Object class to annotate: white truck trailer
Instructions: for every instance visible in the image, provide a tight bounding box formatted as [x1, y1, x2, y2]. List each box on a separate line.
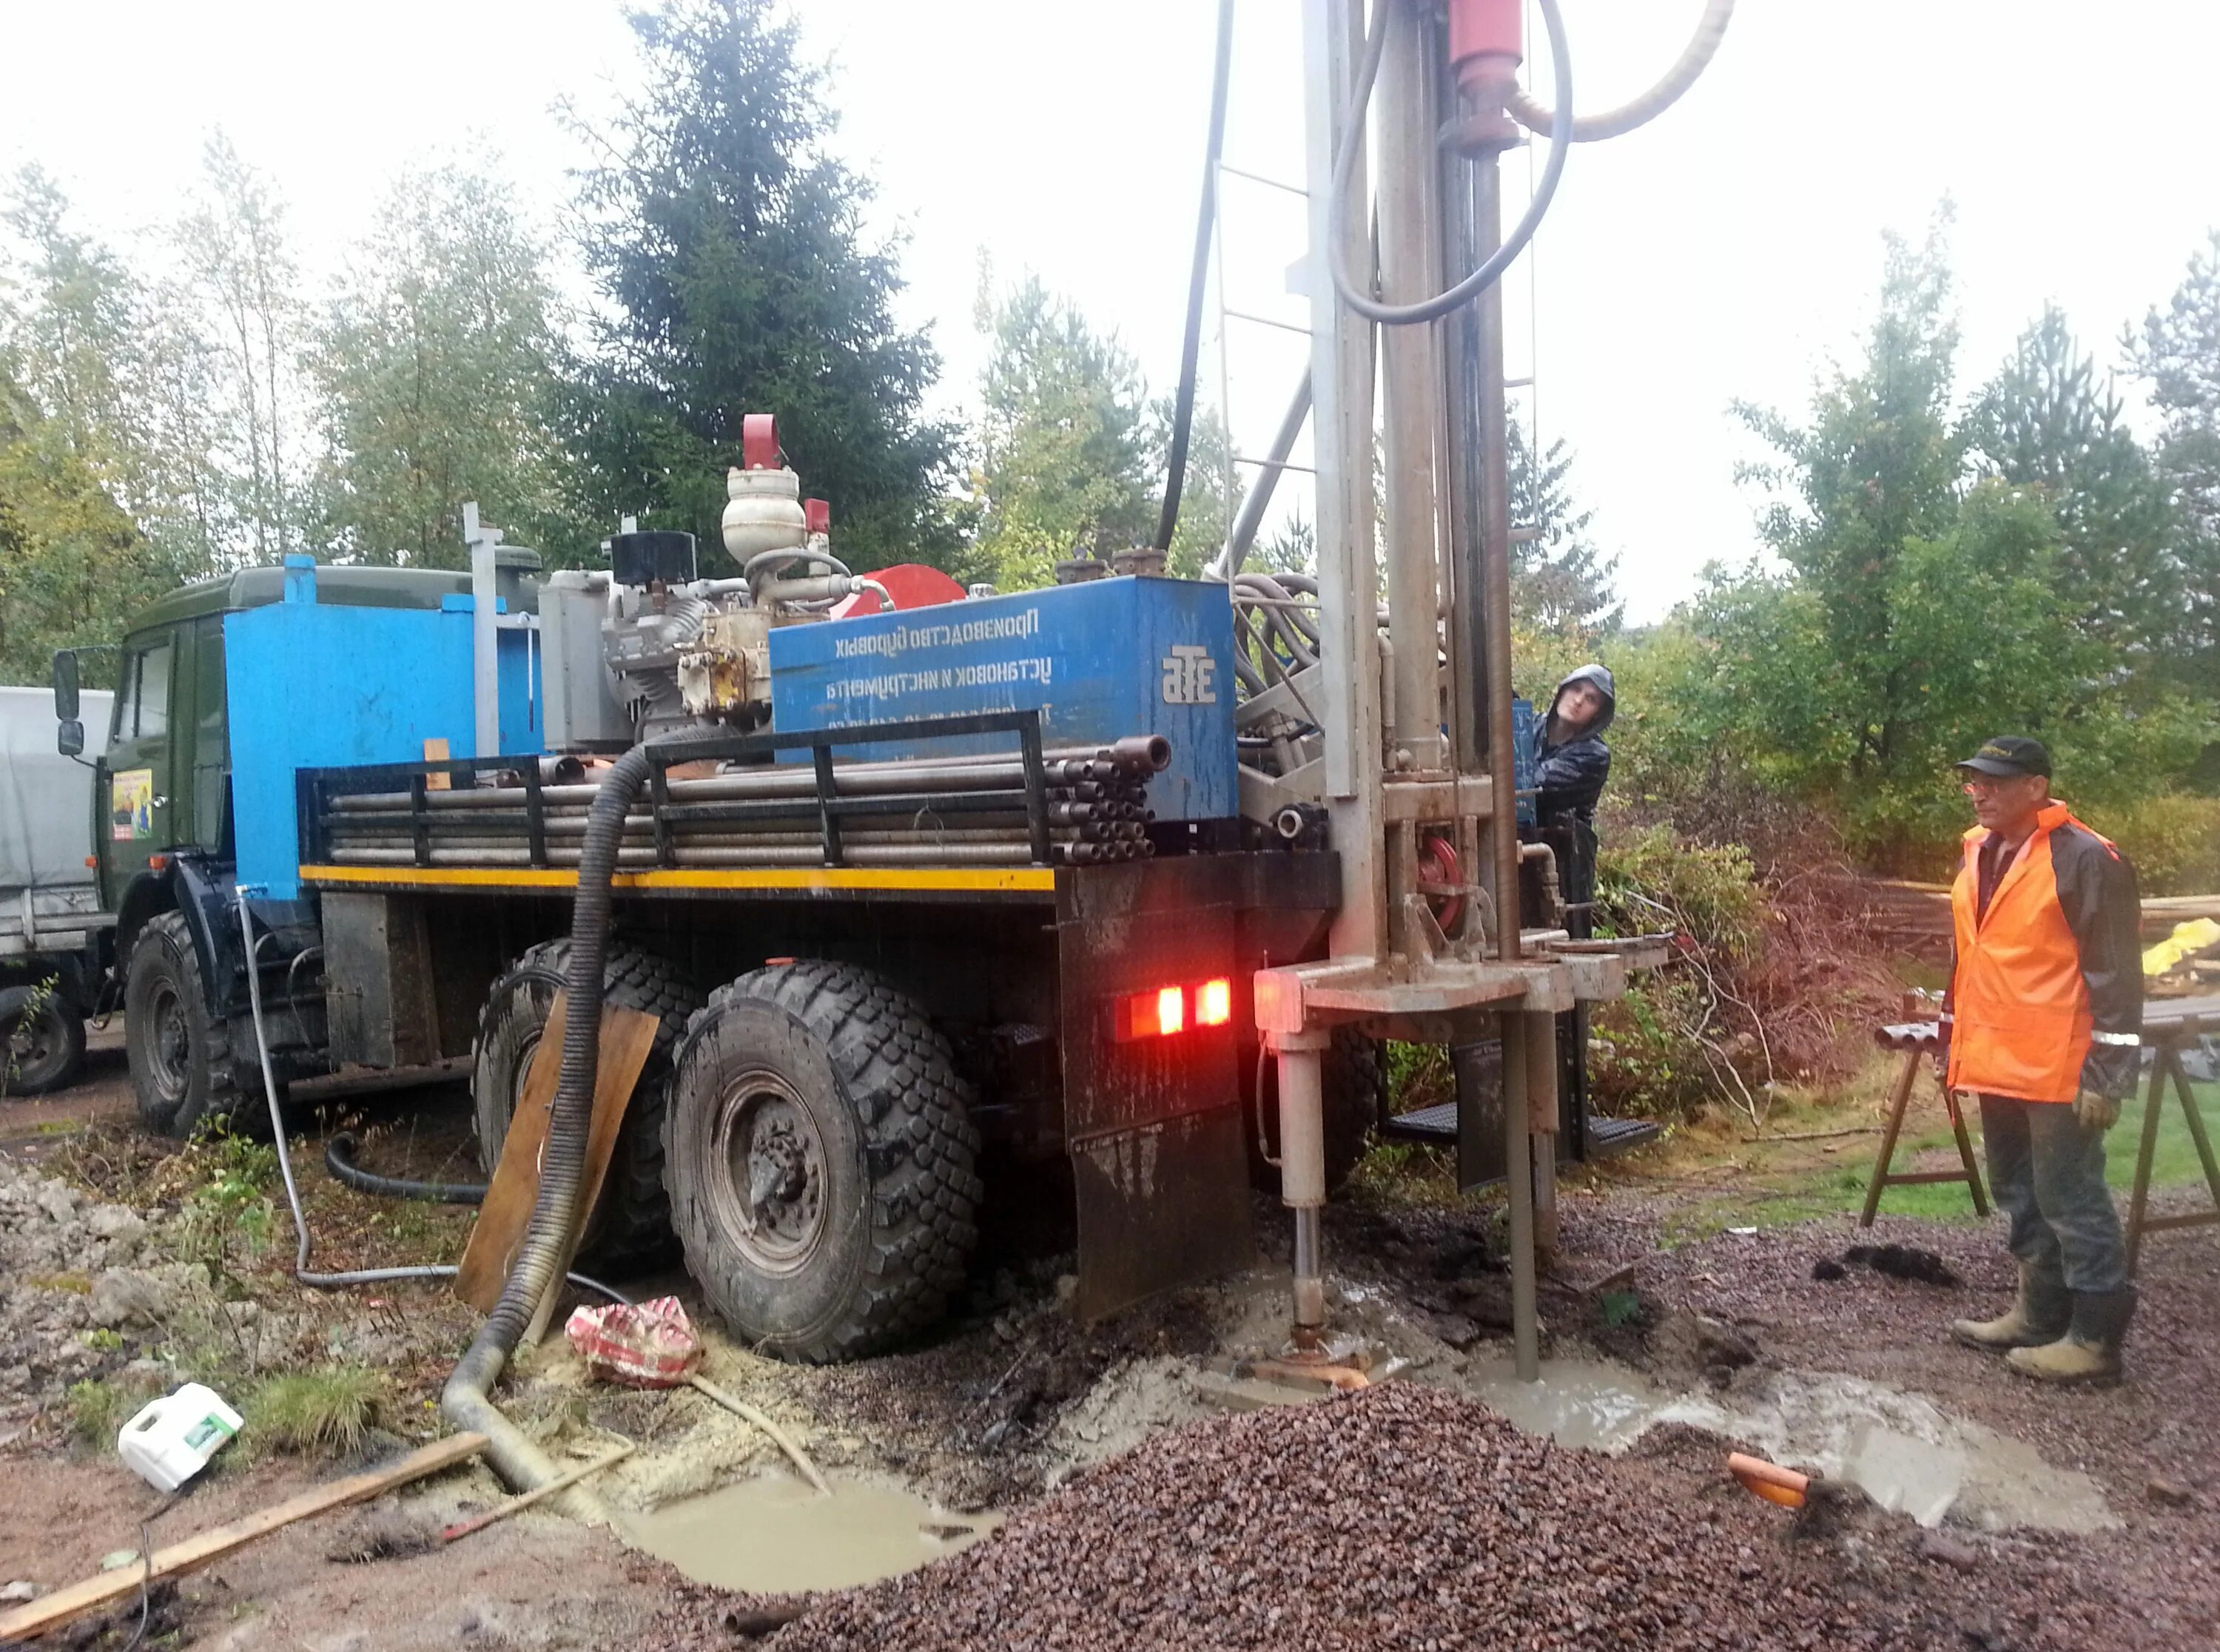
[1, 683, 113, 1093]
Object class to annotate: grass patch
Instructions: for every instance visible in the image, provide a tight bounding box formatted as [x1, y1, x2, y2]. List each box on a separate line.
[246, 1366, 384, 1457]
[1655, 1076, 2219, 1240]
[66, 1371, 163, 1446]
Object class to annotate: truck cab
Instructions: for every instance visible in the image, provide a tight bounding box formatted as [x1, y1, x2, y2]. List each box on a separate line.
[53, 557, 542, 1132]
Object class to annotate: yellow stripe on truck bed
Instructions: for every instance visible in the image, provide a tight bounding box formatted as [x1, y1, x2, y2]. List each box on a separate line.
[297, 863, 1059, 895]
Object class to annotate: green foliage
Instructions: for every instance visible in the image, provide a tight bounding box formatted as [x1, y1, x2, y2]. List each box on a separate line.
[2078, 792, 2220, 897]
[1507, 414, 1621, 641]
[170, 134, 312, 565]
[561, 0, 958, 573]
[175, 1129, 279, 1288]
[314, 161, 576, 568]
[1969, 306, 2182, 666]
[1595, 824, 1765, 961]
[2125, 229, 2220, 695]
[66, 1376, 133, 1446]
[247, 1365, 383, 1457]
[1674, 212, 2219, 871]
[969, 273, 1154, 588]
[0, 173, 207, 682]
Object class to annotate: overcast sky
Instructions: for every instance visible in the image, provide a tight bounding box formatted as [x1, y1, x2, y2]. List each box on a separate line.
[4, 1, 2216, 620]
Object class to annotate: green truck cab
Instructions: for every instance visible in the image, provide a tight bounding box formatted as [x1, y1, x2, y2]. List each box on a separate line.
[52, 562, 530, 1132]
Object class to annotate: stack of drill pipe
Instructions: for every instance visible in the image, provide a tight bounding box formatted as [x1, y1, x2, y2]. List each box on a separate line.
[321, 736, 1168, 869]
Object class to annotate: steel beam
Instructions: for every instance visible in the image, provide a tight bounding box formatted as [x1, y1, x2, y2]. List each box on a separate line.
[1302, 0, 1385, 962]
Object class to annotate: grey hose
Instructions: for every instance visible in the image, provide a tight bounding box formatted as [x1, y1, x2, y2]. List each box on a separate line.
[1507, 0, 1734, 143]
[234, 885, 628, 1301]
[441, 743, 653, 1495]
[1328, 0, 1572, 326]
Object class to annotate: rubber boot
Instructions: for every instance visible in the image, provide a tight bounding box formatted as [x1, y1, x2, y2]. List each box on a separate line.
[1950, 1264, 2071, 1352]
[2005, 1286, 2136, 1386]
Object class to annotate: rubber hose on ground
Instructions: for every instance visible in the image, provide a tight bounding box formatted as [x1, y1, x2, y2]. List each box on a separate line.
[442, 742, 653, 1497]
[325, 1133, 486, 1204]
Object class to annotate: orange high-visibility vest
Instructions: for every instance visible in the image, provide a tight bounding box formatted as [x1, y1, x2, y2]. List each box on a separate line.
[1945, 803, 2114, 1104]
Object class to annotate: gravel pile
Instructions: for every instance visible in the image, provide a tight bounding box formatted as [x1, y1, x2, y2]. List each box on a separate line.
[0, 1159, 164, 1424]
[752, 1383, 1962, 1652]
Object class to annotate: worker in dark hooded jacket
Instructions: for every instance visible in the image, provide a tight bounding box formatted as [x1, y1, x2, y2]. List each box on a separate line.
[1527, 664, 1614, 934]
[1533, 664, 1615, 826]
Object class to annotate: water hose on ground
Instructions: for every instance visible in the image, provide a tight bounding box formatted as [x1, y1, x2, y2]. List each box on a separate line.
[235, 886, 630, 1302]
[324, 1132, 487, 1205]
[440, 742, 655, 1496]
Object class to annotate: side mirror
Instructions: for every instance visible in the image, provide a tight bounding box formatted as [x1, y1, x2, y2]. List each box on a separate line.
[57, 719, 84, 758]
[52, 650, 80, 721]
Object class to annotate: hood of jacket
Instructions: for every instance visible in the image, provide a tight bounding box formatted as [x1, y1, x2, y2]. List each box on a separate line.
[1546, 663, 1615, 744]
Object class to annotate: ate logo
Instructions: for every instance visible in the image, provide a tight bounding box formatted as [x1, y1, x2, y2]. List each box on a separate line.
[1161, 644, 1217, 706]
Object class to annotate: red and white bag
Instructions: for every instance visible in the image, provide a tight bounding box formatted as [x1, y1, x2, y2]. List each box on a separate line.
[564, 1295, 703, 1387]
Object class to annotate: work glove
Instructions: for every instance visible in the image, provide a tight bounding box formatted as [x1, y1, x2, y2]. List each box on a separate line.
[2073, 1089, 2121, 1131]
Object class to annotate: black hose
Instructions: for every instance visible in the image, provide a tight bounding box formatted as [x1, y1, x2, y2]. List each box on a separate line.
[442, 742, 654, 1494]
[1153, 0, 1237, 553]
[325, 1132, 487, 1204]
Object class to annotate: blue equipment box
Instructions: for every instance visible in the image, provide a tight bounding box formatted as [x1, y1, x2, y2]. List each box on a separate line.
[228, 560, 542, 899]
[768, 577, 1237, 823]
[1513, 698, 1539, 826]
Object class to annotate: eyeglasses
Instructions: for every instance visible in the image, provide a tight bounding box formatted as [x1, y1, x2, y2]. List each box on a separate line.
[1961, 775, 2035, 795]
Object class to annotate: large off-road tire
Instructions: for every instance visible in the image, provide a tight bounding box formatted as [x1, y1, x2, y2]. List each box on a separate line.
[665, 961, 983, 1363]
[125, 910, 244, 1136]
[1245, 1028, 1382, 1198]
[472, 939, 704, 1266]
[1, 982, 87, 1097]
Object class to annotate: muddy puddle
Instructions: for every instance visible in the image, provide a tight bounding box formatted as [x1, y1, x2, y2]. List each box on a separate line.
[1453, 1356, 2116, 1534]
[627, 1473, 1001, 1593]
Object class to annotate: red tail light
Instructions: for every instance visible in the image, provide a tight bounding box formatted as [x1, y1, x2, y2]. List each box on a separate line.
[1197, 978, 1232, 1027]
[1115, 979, 1237, 1041]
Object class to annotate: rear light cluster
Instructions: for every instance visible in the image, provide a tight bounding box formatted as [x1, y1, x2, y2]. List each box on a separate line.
[1115, 977, 1234, 1041]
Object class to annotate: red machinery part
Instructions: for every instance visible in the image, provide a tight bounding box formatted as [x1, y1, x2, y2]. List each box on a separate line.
[741, 412, 779, 471]
[804, 497, 831, 536]
[1421, 832, 1464, 936]
[1448, 0, 1521, 97]
[828, 562, 967, 618]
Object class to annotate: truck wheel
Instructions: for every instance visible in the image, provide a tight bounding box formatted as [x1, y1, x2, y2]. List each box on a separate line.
[472, 940, 702, 1265]
[1245, 1029, 1382, 1198]
[0, 983, 86, 1096]
[665, 961, 983, 1363]
[125, 910, 244, 1136]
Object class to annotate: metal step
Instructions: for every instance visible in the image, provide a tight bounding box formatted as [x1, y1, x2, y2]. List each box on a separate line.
[1379, 1106, 1661, 1156]
[1379, 1102, 1459, 1144]
[1585, 1115, 1662, 1156]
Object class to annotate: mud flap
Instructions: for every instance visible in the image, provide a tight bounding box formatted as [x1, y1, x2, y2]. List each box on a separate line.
[1057, 861, 1255, 1321]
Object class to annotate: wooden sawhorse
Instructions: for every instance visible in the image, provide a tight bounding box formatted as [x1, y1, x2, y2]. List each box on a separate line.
[1860, 1022, 1988, 1225]
[2126, 995, 2220, 1276]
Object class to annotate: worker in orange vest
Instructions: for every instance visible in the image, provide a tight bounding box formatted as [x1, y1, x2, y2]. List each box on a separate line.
[1942, 738, 2142, 1384]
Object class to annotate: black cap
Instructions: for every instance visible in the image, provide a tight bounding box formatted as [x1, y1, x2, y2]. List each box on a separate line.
[1953, 736, 2051, 778]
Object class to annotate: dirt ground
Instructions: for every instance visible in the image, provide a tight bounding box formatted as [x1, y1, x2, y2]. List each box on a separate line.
[3, 1043, 2216, 1651]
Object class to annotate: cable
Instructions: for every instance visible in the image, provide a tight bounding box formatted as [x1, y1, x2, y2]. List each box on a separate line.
[1507, 0, 1734, 144]
[1327, 0, 1572, 327]
[233, 885, 628, 1303]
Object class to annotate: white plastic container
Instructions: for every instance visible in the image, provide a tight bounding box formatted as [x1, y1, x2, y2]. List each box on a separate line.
[117, 1383, 243, 1492]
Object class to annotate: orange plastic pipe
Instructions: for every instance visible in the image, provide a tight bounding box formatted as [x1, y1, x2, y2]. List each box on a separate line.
[1727, 1452, 1810, 1510]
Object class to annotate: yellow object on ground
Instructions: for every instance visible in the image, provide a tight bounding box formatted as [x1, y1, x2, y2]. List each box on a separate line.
[2144, 918, 2220, 977]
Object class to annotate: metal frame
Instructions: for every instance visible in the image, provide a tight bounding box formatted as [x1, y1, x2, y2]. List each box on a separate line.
[298, 709, 1057, 873]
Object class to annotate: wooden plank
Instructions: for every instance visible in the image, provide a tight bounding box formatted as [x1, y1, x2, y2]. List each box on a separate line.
[0, 1433, 487, 1641]
[423, 736, 451, 791]
[454, 992, 660, 1312]
[440, 1441, 635, 1543]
